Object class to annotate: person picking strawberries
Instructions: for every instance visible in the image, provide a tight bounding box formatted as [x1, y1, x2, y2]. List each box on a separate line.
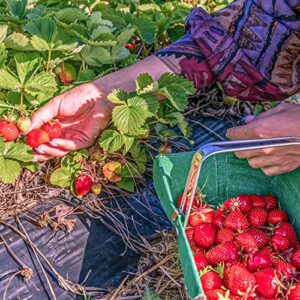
[27, 0, 299, 176]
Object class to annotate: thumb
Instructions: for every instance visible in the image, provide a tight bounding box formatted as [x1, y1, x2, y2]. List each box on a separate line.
[226, 123, 256, 140]
[26, 97, 60, 133]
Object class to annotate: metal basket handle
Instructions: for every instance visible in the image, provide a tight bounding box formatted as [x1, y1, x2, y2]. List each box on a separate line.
[181, 136, 300, 229]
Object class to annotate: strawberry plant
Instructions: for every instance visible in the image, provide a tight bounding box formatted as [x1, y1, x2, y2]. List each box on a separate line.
[0, 0, 198, 199]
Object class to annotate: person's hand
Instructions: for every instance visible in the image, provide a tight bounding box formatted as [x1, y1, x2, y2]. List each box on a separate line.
[226, 103, 300, 176]
[27, 82, 113, 162]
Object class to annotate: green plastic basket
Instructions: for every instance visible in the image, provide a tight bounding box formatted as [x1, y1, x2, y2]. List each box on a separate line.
[153, 138, 300, 299]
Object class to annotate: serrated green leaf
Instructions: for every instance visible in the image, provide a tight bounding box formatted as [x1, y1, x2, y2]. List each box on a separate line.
[0, 157, 20, 184]
[76, 69, 96, 83]
[134, 16, 157, 44]
[112, 97, 149, 134]
[25, 17, 57, 44]
[0, 42, 7, 68]
[159, 84, 189, 111]
[2, 142, 33, 162]
[25, 72, 57, 100]
[158, 73, 195, 94]
[114, 46, 130, 61]
[129, 143, 147, 173]
[15, 52, 41, 84]
[0, 25, 8, 42]
[112, 27, 135, 58]
[107, 89, 128, 104]
[135, 73, 153, 92]
[7, 0, 27, 20]
[5, 32, 31, 50]
[142, 93, 159, 115]
[0, 68, 20, 90]
[30, 35, 50, 51]
[21, 161, 39, 172]
[50, 167, 72, 188]
[116, 177, 134, 192]
[99, 129, 124, 153]
[166, 112, 191, 137]
[123, 135, 134, 154]
[91, 25, 114, 39]
[138, 3, 161, 13]
[89, 32, 117, 47]
[82, 46, 113, 66]
[55, 8, 88, 24]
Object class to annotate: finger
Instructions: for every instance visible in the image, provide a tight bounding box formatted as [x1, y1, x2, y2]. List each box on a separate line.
[27, 97, 61, 133]
[33, 153, 53, 162]
[48, 138, 79, 151]
[235, 147, 278, 159]
[35, 144, 69, 157]
[262, 163, 298, 176]
[227, 123, 256, 140]
[248, 156, 278, 169]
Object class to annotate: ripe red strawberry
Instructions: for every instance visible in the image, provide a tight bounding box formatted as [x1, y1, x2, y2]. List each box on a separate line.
[206, 289, 227, 300]
[224, 210, 249, 232]
[177, 192, 198, 212]
[42, 121, 62, 140]
[273, 258, 296, 281]
[193, 223, 216, 248]
[223, 262, 245, 288]
[200, 271, 222, 293]
[226, 264, 256, 296]
[194, 252, 208, 271]
[206, 241, 239, 267]
[274, 222, 298, 249]
[260, 246, 277, 260]
[291, 249, 300, 270]
[216, 228, 234, 244]
[247, 229, 270, 249]
[255, 268, 280, 299]
[271, 235, 290, 252]
[188, 205, 215, 227]
[26, 129, 50, 148]
[73, 174, 93, 197]
[248, 208, 268, 227]
[235, 232, 258, 253]
[247, 252, 273, 272]
[185, 227, 194, 244]
[264, 194, 278, 211]
[0, 121, 20, 141]
[191, 244, 205, 255]
[249, 194, 266, 208]
[267, 209, 288, 226]
[212, 213, 226, 229]
[224, 194, 253, 213]
[287, 283, 300, 300]
[125, 43, 135, 50]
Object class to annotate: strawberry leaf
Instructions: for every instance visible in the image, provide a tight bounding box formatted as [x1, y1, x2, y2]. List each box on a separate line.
[134, 16, 157, 44]
[116, 177, 134, 192]
[122, 135, 134, 154]
[0, 25, 8, 42]
[112, 96, 149, 134]
[0, 157, 20, 184]
[99, 129, 124, 153]
[0, 42, 7, 68]
[0, 68, 20, 90]
[2, 142, 33, 162]
[55, 8, 88, 24]
[135, 73, 153, 92]
[5, 32, 31, 50]
[7, 0, 27, 20]
[107, 89, 128, 104]
[50, 167, 72, 188]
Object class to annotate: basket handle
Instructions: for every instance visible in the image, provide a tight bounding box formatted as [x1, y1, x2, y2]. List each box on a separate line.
[181, 136, 300, 229]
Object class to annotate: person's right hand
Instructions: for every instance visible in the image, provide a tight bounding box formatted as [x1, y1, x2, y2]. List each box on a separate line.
[27, 82, 113, 162]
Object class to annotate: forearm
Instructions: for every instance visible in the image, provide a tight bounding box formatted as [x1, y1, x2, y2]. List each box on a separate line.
[93, 55, 175, 94]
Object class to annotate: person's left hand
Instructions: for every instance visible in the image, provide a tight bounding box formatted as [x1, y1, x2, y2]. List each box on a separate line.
[226, 103, 300, 176]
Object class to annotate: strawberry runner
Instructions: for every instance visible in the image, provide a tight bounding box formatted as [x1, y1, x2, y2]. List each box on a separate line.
[156, 0, 300, 101]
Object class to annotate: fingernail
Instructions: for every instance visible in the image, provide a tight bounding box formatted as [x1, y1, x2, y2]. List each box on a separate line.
[32, 158, 38, 163]
[35, 147, 45, 154]
[49, 141, 58, 147]
[241, 115, 255, 123]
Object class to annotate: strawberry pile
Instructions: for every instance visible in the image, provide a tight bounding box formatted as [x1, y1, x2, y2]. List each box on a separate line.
[181, 192, 300, 299]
